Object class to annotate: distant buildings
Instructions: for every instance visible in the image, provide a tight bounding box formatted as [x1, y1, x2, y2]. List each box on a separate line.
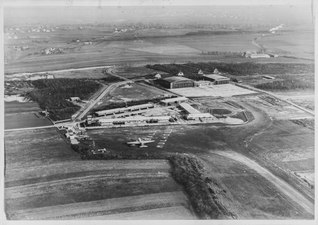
[26, 74, 55, 81]
[242, 51, 273, 58]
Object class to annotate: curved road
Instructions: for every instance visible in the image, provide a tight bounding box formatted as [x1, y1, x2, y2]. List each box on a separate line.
[212, 150, 314, 215]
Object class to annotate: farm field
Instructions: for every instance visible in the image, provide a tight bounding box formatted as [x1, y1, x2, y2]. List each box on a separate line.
[258, 29, 314, 59]
[86, 121, 314, 219]
[248, 120, 315, 189]
[5, 101, 52, 129]
[242, 94, 313, 120]
[4, 128, 194, 220]
[274, 90, 315, 111]
[4, 27, 313, 74]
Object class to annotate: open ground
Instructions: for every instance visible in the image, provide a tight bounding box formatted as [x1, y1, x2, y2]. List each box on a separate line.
[4, 128, 195, 220]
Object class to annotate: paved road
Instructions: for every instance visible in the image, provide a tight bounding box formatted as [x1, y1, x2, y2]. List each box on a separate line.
[212, 150, 314, 215]
[75, 81, 129, 120]
[74, 68, 132, 120]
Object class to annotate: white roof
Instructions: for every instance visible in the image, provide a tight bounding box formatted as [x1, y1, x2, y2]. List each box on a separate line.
[99, 116, 170, 123]
[96, 103, 154, 116]
[179, 102, 201, 114]
[187, 113, 213, 118]
[161, 97, 188, 103]
[203, 74, 230, 81]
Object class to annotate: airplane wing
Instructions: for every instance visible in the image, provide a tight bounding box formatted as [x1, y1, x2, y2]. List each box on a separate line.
[141, 140, 155, 144]
[127, 140, 140, 145]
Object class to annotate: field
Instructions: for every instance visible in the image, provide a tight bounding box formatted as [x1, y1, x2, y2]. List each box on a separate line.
[4, 26, 313, 74]
[170, 84, 256, 97]
[258, 29, 314, 59]
[86, 120, 314, 219]
[248, 120, 315, 189]
[5, 101, 52, 130]
[93, 82, 171, 110]
[4, 128, 195, 220]
[243, 94, 313, 120]
[274, 90, 315, 111]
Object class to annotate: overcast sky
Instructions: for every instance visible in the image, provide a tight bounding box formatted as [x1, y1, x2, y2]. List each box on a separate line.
[4, 0, 312, 7]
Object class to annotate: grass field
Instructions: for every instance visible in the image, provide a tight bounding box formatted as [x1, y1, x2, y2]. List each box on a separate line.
[86, 122, 314, 219]
[249, 120, 314, 189]
[93, 82, 171, 110]
[4, 28, 313, 74]
[4, 128, 195, 220]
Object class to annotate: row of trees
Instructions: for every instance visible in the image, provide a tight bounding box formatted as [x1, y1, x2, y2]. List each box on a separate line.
[168, 153, 235, 219]
[255, 79, 314, 91]
[147, 62, 314, 76]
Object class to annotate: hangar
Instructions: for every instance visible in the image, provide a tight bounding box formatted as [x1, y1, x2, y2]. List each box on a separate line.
[158, 76, 195, 89]
[203, 74, 230, 85]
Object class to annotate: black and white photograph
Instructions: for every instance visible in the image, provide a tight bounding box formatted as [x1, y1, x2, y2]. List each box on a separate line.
[1, 0, 316, 222]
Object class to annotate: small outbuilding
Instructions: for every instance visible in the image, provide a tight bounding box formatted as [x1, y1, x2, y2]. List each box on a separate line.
[177, 71, 184, 76]
[154, 73, 162, 79]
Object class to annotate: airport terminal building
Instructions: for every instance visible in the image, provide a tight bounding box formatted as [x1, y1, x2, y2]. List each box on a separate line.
[158, 76, 195, 89]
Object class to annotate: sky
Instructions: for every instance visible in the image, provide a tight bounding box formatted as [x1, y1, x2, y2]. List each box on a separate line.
[3, 0, 312, 7]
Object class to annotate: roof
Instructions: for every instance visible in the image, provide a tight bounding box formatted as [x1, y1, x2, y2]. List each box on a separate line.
[96, 103, 154, 116]
[187, 113, 214, 118]
[179, 102, 201, 114]
[203, 74, 230, 81]
[161, 97, 188, 103]
[98, 116, 171, 123]
[163, 76, 193, 83]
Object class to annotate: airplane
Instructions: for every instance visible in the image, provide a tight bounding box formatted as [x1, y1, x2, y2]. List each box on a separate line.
[127, 138, 155, 148]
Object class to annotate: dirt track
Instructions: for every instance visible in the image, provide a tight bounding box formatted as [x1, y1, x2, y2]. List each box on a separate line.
[212, 150, 314, 215]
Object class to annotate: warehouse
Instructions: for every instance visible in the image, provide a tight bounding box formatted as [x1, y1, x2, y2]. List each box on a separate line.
[179, 102, 214, 121]
[160, 96, 188, 106]
[203, 74, 230, 85]
[95, 103, 154, 117]
[158, 76, 195, 89]
[98, 116, 171, 126]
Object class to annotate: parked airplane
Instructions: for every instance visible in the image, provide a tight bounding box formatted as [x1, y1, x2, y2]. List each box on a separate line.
[127, 138, 155, 148]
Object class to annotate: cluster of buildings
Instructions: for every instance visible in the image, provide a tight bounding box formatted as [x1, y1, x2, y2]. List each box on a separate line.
[156, 69, 230, 89]
[62, 124, 89, 145]
[86, 96, 215, 128]
[242, 51, 278, 58]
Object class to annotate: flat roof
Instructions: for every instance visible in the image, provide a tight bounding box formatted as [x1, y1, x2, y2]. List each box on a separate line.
[96, 103, 154, 115]
[98, 116, 171, 123]
[179, 102, 201, 114]
[187, 113, 213, 118]
[161, 97, 188, 103]
[163, 76, 193, 83]
[203, 74, 230, 81]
